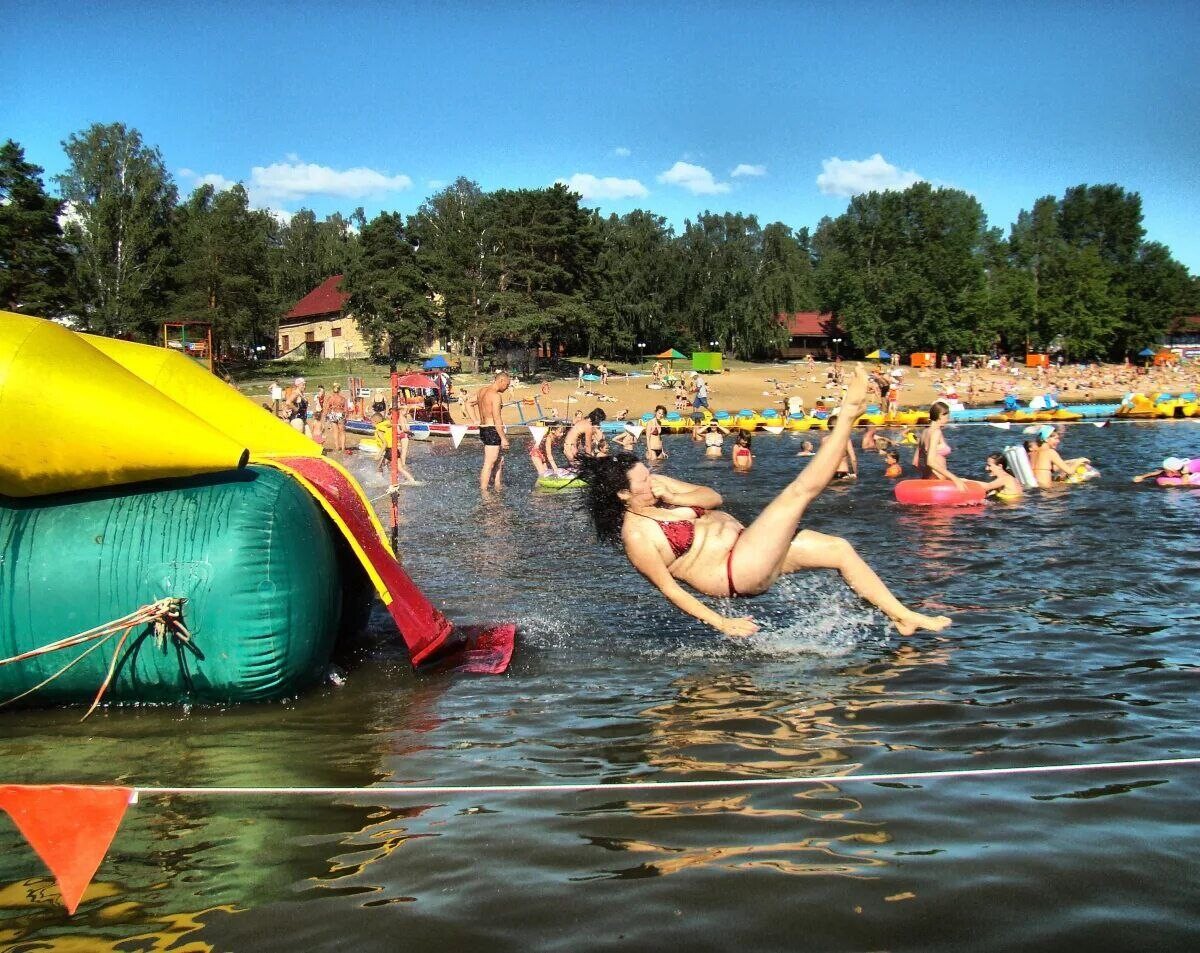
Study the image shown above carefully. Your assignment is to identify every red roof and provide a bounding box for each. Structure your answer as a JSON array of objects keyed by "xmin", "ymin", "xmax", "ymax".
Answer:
[
  {"xmin": 284, "ymin": 275, "xmax": 349, "ymax": 321},
  {"xmin": 778, "ymin": 311, "xmax": 835, "ymax": 337}
]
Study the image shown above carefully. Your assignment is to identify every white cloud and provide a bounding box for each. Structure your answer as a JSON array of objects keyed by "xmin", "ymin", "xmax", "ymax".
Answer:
[
  {"xmin": 613, "ymin": 147, "xmax": 631, "ymax": 157},
  {"xmin": 656, "ymin": 161, "xmax": 730, "ymax": 195},
  {"xmin": 178, "ymin": 167, "xmax": 194, "ymax": 178},
  {"xmin": 731, "ymin": 163, "xmax": 766, "ymax": 178},
  {"xmin": 816, "ymin": 153, "xmax": 924, "ymax": 197},
  {"xmin": 197, "ymin": 173, "xmax": 237, "ymax": 192},
  {"xmin": 249, "ymin": 161, "xmax": 413, "ymax": 201},
  {"xmin": 263, "ymin": 207, "xmax": 294, "ymax": 226},
  {"xmin": 558, "ymin": 173, "xmax": 649, "ymax": 201}
]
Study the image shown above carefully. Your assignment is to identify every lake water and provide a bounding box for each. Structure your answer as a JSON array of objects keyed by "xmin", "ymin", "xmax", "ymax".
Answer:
[{"xmin": 1, "ymin": 420, "xmax": 1198, "ymax": 950}]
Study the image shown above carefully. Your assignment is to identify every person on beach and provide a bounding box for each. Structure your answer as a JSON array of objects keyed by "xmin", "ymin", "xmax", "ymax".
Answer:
[
  {"xmin": 323, "ymin": 383, "xmax": 349, "ymax": 453},
  {"xmin": 284, "ymin": 377, "xmax": 309, "ymax": 433},
  {"xmin": 981, "ymin": 453, "xmax": 1023, "ymax": 500},
  {"xmin": 646, "ymin": 406, "xmax": 668, "ymax": 462},
  {"xmin": 913, "ymin": 401, "xmax": 965, "ymax": 489},
  {"xmin": 476, "ymin": 370, "xmax": 511, "ymax": 491},
  {"xmin": 574, "ymin": 369, "xmax": 951, "ymax": 637},
  {"xmin": 1031, "ymin": 425, "xmax": 1090, "ymax": 488}
]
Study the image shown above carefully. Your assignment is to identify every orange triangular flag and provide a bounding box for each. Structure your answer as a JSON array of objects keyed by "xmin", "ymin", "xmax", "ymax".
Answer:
[{"xmin": 0, "ymin": 784, "xmax": 133, "ymax": 914}]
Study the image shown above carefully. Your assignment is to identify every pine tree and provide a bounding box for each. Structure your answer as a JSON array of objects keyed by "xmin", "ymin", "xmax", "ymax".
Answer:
[{"xmin": 0, "ymin": 140, "xmax": 74, "ymax": 316}]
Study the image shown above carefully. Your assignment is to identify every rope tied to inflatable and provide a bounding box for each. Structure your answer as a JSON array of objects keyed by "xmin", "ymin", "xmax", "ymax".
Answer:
[{"xmin": 0, "ymin": 598, "xmax": 191, "ymax": 720}]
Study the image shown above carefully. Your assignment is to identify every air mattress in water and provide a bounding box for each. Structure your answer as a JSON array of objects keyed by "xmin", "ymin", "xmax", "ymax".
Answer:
[{"xmin": 0, "ymin": 467, "xmax": 354, "ymax": 704}]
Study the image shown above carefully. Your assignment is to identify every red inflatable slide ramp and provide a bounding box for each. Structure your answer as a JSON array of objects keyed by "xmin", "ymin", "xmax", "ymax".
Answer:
[{"xmin": 264, "ymin": 457, "xmax": 515, "ymax": 674}]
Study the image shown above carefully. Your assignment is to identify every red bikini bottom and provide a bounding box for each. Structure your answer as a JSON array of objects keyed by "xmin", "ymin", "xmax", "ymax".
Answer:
[{"xmin": 726, "ymin": 529, "xmax": 745, "ymax": 597}]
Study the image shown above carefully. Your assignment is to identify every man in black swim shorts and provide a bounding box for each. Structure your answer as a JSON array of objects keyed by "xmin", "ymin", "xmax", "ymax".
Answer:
[{"xmin": 475, "ymin": 369, "xmax": 511, "ymax": 491}]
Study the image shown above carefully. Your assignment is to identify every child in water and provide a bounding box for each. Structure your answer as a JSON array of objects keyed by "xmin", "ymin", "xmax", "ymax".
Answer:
[
  {"xmin": 732, "ymin": 432, "xmax": 753, "ymax": 470},
  {"xmin": 884, "ymin": 450, "xmax": 902, "ymax": 479},
  {"xmin": 1132, "ymin": 456, "xmax": 1198, "ymax": 485},
  {"xmin": 796, "ymin": 440, "xmax": 815, "ymax": 457},
  {"xmin": 982, "ymin": 453, "xmax": 1023, "ymax": 500}
]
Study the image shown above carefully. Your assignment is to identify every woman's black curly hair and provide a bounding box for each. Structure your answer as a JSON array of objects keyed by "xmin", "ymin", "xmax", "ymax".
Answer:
[{"xmin": 574, "ymin": 451, "xmax": 640, "ymax": 546}]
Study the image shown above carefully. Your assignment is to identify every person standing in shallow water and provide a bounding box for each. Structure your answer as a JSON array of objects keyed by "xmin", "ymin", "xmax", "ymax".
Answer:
[
  {"xmin": 576, "ymin": 369, "xmax": 951, "ymax": 637},
  {"xmin": 476, "ymin": 370, "xmax": 511, "ymax": 491}
]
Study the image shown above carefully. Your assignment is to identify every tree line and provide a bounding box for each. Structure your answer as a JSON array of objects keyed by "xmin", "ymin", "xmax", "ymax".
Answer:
[{"xmin": 3, "ymin": 122, "xmax": 1197, "ymax": 365}]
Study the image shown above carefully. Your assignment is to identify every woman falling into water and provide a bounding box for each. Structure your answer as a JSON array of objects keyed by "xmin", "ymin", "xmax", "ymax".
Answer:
[{"xmin": 575, "ymin": 369, "xmax": 951, "ymax": 638}]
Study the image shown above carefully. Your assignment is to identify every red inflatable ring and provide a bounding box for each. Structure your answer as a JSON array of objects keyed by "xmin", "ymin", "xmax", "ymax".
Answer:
[{"xmin": 894, "ymin": 479, "xmax": 987, "ymax": 506}]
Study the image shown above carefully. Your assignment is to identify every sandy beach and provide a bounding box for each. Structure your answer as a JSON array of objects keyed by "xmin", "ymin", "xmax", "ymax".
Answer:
[{"xmin": 489, "ymin": 358, "xmax": 1200, "ymax": 427}]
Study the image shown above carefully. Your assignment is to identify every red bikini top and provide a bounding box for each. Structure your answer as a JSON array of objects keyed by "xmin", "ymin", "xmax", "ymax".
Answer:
[{"xmin": 640, "ymin": 506, "xmax": 705, "ymax": 560}]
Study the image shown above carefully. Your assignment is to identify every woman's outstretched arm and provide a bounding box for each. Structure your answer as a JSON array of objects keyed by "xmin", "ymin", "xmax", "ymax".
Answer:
[{"xmin": 649, "ymin": 474, "xmax": 723, "ymax": 509}]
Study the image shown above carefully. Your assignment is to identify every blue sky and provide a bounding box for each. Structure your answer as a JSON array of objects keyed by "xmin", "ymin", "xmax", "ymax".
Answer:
[{"xmin": 6, "ymin": 1, "xmax": 1199, "ymax": 270}]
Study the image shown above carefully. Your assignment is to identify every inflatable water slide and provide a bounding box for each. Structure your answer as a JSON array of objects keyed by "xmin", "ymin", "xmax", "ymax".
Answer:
[{"xmin": 0, "ymin": 312, "xmax": 514, "ymax": 707}]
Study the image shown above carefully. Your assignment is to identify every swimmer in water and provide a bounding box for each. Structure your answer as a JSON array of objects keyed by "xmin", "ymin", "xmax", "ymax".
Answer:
[
  {"xmin": 703, "ymin": 423, "xmax": 725, "ymax": 457},
  {"xmin": 982, "ymin": 452, "xmax": 1023, "ymax": 500},
  {"xmin": 1132, "ymin": 456, "xmax": 1197, "ymax": 485},
  {"xmin": 796, "ymin": 440, "xmax": 815, "ymax": 457},
  {"xmin": 563, "ymin": 408, "xmax": 606, "ymax": 464},
  {"xmin": 575, "ymin": 369, "xmax": 952, "ymax": 638},
  {"xmin": 913, "ymin": 402, "xmax": 965, "ymax": 489},
  {"xmin": 646, "ymin": 405, "xmax": 668, "ymax": 462},
  {"xmin": 732, "ymin": 432, "xmax": 753, "ymax": 470},
  {"xmin": 884, "ymin": 450, "xmax": 902, "ymax": 479},
  {"xmin": 1031, "ymin": 425, "xmax": 1089, "ymax": 488}
]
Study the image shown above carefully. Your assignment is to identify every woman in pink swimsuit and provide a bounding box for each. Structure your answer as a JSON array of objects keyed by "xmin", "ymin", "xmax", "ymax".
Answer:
[
  {"xmin": 913, "ymin": 401, "xmax": 965, "ymax": 489},
  {"xmin": 576, "ymin": 370, "xmax": 950, "ymax": 638}
]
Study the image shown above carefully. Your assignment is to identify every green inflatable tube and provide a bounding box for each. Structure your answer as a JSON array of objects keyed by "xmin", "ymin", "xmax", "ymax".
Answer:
[{"xmin": 0, "ymin": 466, "xmax": 360, "ymax": 705}]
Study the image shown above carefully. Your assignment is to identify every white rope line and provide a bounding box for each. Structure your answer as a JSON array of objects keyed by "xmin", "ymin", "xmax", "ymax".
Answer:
[{"xmin": 131, "ymin": 756, "xmax": 1200, "ymax": 799}]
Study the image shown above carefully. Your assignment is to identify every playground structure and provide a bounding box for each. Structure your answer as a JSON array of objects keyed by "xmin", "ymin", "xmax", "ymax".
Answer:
[{"xmin": 162, "ymin": 321, "xmax": 214, "ymax": 373}]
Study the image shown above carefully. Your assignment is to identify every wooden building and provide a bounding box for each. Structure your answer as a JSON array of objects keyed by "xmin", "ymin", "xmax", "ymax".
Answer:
[
  {"xmin": 277, "ymin": 276, "xmax": 368, "ymax": 360},
  {"xmin": 777, "ymin": 311, "xmax": 848, "ymax": 359}
]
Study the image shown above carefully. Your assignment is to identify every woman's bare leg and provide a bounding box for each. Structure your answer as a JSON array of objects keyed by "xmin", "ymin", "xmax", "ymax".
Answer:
[
  {"xmin": 729, "ymin": 372, "xmax": 868, "ymax": 593},
  {"xmin": 784, "ymin": 530, "xmax": 951, "ymax": 635}
]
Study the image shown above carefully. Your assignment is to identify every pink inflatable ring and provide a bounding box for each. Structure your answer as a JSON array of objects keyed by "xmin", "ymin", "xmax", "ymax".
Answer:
[{"xmin": 894, "ymin": 479, "xmax": 988, "ymax": 506}]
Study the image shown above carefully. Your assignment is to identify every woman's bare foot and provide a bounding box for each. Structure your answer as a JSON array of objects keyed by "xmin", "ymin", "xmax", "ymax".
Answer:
[{"xmin": 893, "ymin": 612, "xmax": 953, "ymax": 636}]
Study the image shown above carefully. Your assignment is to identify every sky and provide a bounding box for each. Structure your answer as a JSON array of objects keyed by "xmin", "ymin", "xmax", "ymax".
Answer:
[{"xmin": 6, "ymin": 1, "xmax": 1200, "ymax": 270}]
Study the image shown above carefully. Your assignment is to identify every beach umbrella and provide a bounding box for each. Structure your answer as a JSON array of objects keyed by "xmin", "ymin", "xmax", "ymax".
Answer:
[
  {"xmin": 422, "ymin": 355, "xmax": 450, "ymax": 370},
  {"xmin": 654, "ymin": 348, "xmax": 687, "ymax": 360},
  {"xmin": 1137, "ymin": 347, "xmax": 1156, "ymax": 357},
  {"xmin": 865, "ymin": 349, "xmax": 891, "ymax": 360},
  {"xmin": 394, "ymin": 373, "xmax": 437, "ymax": 390}
]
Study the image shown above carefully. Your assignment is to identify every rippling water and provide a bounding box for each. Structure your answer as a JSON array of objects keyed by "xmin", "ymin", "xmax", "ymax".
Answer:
[{"xmin": 1, "ymin": 421, "xmax": 1198, "ymax": 951}]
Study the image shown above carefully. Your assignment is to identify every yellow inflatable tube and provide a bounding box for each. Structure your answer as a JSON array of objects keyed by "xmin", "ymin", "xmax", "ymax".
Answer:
[
  {"xmin": 0, "ymin": 312, "xmax": 248, "ymax": 497},
  {"xmin": 82, "ymin": 333, "xmax": 320, "ymax": 459}
]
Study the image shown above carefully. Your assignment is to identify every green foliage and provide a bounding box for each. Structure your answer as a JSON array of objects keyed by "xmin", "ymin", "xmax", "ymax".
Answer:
[
  {"xmin": 56, "ymin": 122, "xmax": 177, "ymax": 338},
  {"xmin": 813, "ymin": 184, "xmax": 991, "ymax": 356},
  {"xmin": 343, "ymin": 211, "xmax": 432, "ymax": 361},
  {"xmin": 0, "ymin": 140, "xmax": 74, "ymax": 316},
  {"xmin": 8, "ymin": 123, "xmax": 1197, "ymax": 365},
  {"xmin": 169, "ymin": 184, "xmax": 278, "ymax": 349}
]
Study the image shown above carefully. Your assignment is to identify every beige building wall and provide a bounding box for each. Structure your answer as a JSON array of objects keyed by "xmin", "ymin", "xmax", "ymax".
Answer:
[{"xmin": 278, "ymin": 314, "xmax": 368, "ymax": 360}]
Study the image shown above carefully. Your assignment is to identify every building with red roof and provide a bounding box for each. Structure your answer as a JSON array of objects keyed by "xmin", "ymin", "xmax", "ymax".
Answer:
[
  {"xmin": 277, "ymin": 275, "xmax": 368, "ymax": 359},
  {"xmin": 777, "ymin": 311, "xmax": 850, "ymax": 359}
]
